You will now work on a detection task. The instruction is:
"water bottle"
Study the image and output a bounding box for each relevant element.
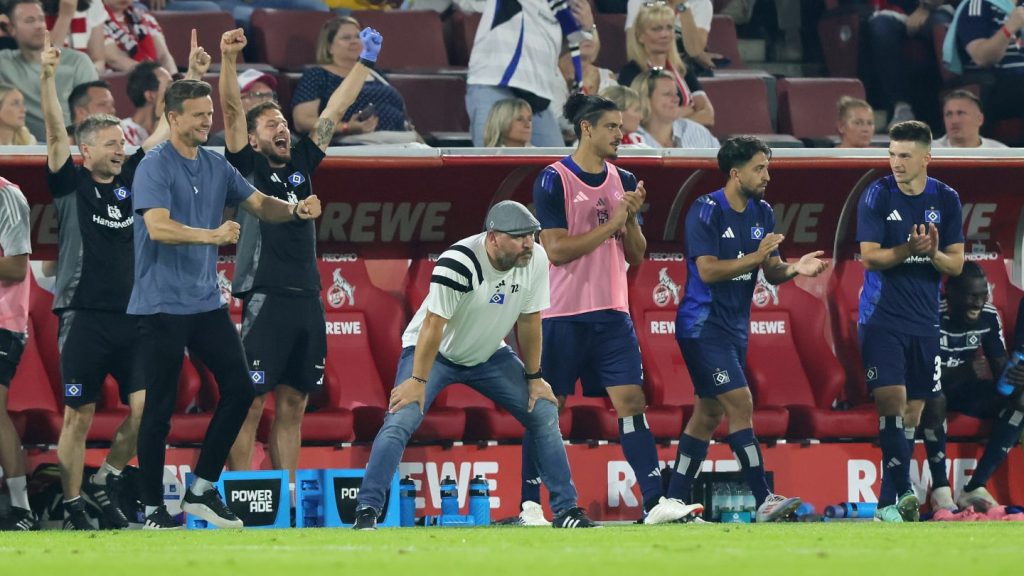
[996,350,1024,396]
[468,475,490,526]
[711,483,724,520]
[399,476,416,527]
[439,476,459,516]
[726,482,740,514]
[742,485,756,513]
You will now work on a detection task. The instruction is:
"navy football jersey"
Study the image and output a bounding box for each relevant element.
[939,299,1005,372]
[857,176,964,336]
[677,188,778,341]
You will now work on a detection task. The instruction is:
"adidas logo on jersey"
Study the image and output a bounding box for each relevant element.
[573,191,590,203]
[721,227,735,238]
[886,210,903,221]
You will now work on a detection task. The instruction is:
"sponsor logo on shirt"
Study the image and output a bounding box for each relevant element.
[113,186,130,200]
[925,209,940,224]
[327,269,356,308]
[886,210,902,221]
[288,172,306,186]
[65,383,82,397]
[750,226,764,240]
[652,267,681,307]
[250,371,265,385]
[721,227,735,239]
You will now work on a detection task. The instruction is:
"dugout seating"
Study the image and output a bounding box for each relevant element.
[7,324,62,445]
[776,78,866,143]
[153,11,240,69]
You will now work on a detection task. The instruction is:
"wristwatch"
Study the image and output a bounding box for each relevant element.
[525,369,543,381]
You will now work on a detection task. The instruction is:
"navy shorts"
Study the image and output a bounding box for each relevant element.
[58,310,143,408]
[0,329,27,387]
[542,315,643,397]
[677,336,749,398]
[859,323,941,400]
[241,292,327,396]
[945,379,1006,419]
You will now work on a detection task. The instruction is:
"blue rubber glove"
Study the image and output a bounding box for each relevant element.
[359,27,383,63]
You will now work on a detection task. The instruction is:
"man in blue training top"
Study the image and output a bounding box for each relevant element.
[669,136,828,522]
[857,120,965,522]
[920,262,1024,512]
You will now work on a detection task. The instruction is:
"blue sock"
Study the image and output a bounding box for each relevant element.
[618,414,663,510]
[879,416,911,506]
[923,423,949,489]
[726,428,770,507]
[666,434,709,501]
[965,407,1024,491]
[520,429,542,505]
[880,424,917,503]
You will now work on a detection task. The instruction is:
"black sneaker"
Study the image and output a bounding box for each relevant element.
[63,499,96,531]
[143,506,181,530]
[182,488,243,529]
[0,507,39,531]
[82,475,129,529]
[352,507,377,530]
[552,507,601,528]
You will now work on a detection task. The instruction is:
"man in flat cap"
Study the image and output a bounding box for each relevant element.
[352,200,599,530]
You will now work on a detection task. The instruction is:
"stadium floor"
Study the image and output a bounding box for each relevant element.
[1,523,1018,575]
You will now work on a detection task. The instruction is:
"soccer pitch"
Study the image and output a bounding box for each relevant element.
[1,523,1019,576]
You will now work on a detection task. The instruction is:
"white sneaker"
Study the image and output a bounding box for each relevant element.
[957,486,999,511]
[755,494,801,522]
[518,501,549,526]
[929,486,955,511]
[643,497,704,524]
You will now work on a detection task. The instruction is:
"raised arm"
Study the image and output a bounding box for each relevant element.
[219,28,248,153]
[312,27,383,151]
[48,0,77,52]
[40,31,71,173]
[965,7,1024,68]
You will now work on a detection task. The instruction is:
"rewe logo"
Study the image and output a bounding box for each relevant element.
[398,461,499,510]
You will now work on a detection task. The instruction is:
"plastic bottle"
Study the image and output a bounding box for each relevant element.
[399,476,416,527]
[468,475,490,526]
[439,476,459,516]
[997,350,1024,396]
[742,485,756,514]
[711,483,724,520]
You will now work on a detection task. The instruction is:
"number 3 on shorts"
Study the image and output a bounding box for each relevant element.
[932,355,942,392]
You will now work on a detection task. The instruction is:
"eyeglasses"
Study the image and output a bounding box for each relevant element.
[241,90,277,101]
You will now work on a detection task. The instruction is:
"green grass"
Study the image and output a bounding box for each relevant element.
[1,523,1019,576]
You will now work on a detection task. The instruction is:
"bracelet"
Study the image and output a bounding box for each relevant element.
[292,202,302,221]
[525,369,543,380]
[1003,25,1013,40]
[358,57,376,69]
[410,375,427,384]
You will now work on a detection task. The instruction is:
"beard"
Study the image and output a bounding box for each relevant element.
[258,139,291,165]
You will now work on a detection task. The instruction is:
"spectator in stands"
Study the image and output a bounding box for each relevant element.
[122,61,172,146]
[0,177,34,532]
[600,85,649,146]
[630,68,719,148]
[625,0,722,72]
[41,28,180,531]
[292,16,415,143]
[483,97,533,147]
[205,69,278,147]
[67,78,116,142]
[619,2,715,128]
[865,1,953,129]
[0,85,37,145]
[856,120,964,522]
[0,0,99,142]
[919,262,1024,514]
[466,0,590,147]
[219,26,380,475]
[947,0,1024,143]
[933,89,1008,148]
[835,95,875,148]
[44,0,106,72]
[100,0,176,72]
[550,2,616,143]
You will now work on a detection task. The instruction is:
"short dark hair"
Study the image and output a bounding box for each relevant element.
[946,261,987,293]
[3,0,42,21]
[245,101,284,134]
[75,113,121,146]
[127,61,163,108]
[164,79,212,116]
[68,80,111,114]
[564,93,619,139]
[717,136,772,176]
[889,120,932,146]
[941,89,982,111]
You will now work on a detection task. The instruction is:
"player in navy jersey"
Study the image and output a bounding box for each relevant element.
[920,262,1024,512]
[667,136,827,522]
[527,94,700,526]
[856,120,964,522]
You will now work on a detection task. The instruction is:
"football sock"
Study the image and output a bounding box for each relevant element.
[666,433,709,502]
[618,414,663,511]
[965,408,1024,491]
[727,427,770,507]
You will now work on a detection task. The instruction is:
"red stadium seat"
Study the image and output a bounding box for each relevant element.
[699,76,774,139]
[706,15,745,69]
[969,251,1024,350]
[776,78,866,141]
[388,74,470,135]
[595,13,628,73]
[101,72,132,122]
[250,9,335,72]
[152,11,240,69]
[566,394,617,440]
[829,259,870,405]
[817,10,862,78]
[351,10,450,71]
[6,325,62,445]
[27,272,59,399]
[447,10,480,67]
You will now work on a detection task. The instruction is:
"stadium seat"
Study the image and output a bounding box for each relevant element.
[388,74,470,135]
[6,324,62,445]
[706,15,745,69]
[275,72,303,124]
[829,259,872,405]
[351,10,450,72]
[566,394,618,440]
[250,9,335,72]
[447,10,480,67]
[101,72,131,122]
[698,76,800,147]
[595,13,628,73]
[817,9,862,78]
[776,78,866,142]
[153,11,239,68]
[27,273,60,397]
